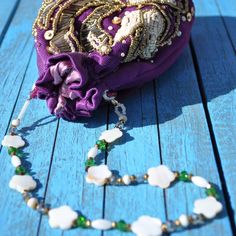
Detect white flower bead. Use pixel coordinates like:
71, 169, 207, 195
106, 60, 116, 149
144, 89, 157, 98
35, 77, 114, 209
147, 165, 175, 189
11, 155, 21, 167
86, 165, 112, 186
131, 215, 162, 236
191, 176, 210, 188
91, 219, 112, 230
122, 175, 131, 185
88, 146, 98, 158
193, 197, 223, 219
9, 175, 37, 193
48, 205, 78, 230
2, 135, 25, 148
179, 214, 189, 227
99, 128, 123, 143
27, 198, 38, 209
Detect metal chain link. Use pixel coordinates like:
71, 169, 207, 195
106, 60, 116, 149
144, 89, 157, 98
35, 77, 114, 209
103, 90, 128, 130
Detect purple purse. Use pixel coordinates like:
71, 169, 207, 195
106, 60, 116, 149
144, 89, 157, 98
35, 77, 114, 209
32, 0, 195, 121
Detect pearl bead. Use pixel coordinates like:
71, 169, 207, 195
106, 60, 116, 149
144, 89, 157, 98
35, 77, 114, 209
87, 146, 98, 158
108, 26, 113, 31
27, 198, 39, 209
121, 53, 125, 57
122, 39, 126, 44
11, 119, 20, 127
177, 31, 182, 37
112, 16, 121, 24
187, 12, 192, 22
191, 176, 210, 188
179, 214, 189, 227
91, 219, 112, 230
11, 155, 21, 167
122, 175, 131, 185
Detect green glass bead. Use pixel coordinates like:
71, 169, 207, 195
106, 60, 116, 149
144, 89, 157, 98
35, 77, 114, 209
8, 147, 18, 156
8, 147, 23, 157
75, 216, 88, 228
116, 220, 130, 232
206, 187, 218, 198
96, 140, 107, 151
85, 159, 96, 168
178, 171, 190, 182
15, 166, 27, 175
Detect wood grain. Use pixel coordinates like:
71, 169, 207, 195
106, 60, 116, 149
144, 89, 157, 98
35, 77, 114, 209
0, 51, 59, 235
0, 0, 235, 235
0, 1, 19, 44
155, 46, 232, 236
192, 0, 236, 227
215, 0, 236, 52
104, 84, 166, 236
38, 107, 108, 236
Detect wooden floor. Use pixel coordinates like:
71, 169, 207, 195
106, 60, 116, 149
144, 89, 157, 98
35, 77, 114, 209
0, 0, 235, 235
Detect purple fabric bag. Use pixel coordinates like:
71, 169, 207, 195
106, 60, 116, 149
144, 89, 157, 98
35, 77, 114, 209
33, 0, 195, 121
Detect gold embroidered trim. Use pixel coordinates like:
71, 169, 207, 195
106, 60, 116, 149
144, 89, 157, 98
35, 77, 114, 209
32, 0, 193, 60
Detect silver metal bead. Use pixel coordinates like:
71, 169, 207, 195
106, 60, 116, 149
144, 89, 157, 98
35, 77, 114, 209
166, 220, 177, 232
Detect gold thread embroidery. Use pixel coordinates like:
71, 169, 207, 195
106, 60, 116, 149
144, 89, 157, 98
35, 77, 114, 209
32, 0, 193, 60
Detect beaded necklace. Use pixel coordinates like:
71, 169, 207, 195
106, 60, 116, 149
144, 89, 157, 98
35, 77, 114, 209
2, 89, 223, 236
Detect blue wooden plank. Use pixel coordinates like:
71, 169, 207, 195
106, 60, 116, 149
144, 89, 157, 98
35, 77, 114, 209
38, 109, 108, 236
0, 1, 19, 44
0, 1, 235, 236
104, 84, 166, 236
192, 0, 236, 227
0, 0, 41, 144
215, 0, 236, 52
0, 0, 52, 234
0, 50, 58, 235
155, 46, 232, 236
